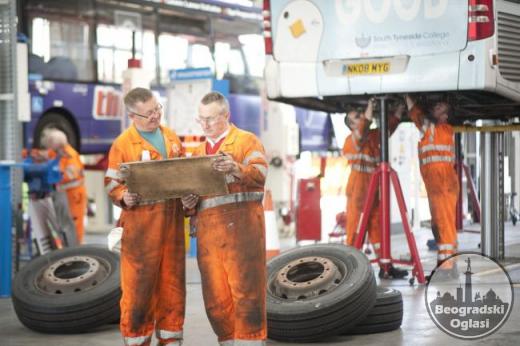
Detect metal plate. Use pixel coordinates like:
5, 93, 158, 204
120, 155, 228, 201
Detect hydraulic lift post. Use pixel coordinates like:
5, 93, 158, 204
353, 96, 425, 285
455, 133, 464, 231
481, 130, 505, 260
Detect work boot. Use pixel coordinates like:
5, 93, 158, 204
378, 265, 409, 279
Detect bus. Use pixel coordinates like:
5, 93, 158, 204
19, 0, 269, 154
263, 0, 520, 120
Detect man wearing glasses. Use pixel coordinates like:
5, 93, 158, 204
104, 87, 186, 346
181, 91, 268, 345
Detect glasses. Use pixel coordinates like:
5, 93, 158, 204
195, 114, 223, 125
128, 103, 163, 119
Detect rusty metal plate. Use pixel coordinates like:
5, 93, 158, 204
120, 155, 228, 201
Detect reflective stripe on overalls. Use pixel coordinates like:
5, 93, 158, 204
57, 178, 84, 191
344, 153, 379, 173
198, 192, 264, 212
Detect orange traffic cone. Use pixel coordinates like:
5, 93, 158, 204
264, 189, 280, 260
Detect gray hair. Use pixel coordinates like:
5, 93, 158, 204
124, 87, 154, 110
200, 91, 229, 115
41, 128, 68, 149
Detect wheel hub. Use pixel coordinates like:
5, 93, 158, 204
272, 256, 343, 300
37, 255, 110, 294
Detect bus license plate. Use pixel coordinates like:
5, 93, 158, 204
345, 62, 391, 75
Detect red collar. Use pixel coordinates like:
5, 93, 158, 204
206, 136, 226, 155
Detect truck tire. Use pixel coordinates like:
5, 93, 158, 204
33, 112, 80, 152
345, 287, 403, 335
12, 245, 121, 333
266, 244, 376, 342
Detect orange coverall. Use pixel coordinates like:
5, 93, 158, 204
343, 115, 400, 254
105, 124, 185, 346
56, 144, 87, 243
192, 124, 268, 344
409, 105, 459, 266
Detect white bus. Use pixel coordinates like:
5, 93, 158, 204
263, 0, 520, 118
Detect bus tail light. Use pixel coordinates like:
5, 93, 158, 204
468, 0, 495, 41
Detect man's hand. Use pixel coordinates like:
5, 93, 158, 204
364, 97, 376, 121
181, 194, 199, 210
394, 102, 406, 120
213, 152, 239, 174
122, 191, 140, 207
405, 94, 415, 111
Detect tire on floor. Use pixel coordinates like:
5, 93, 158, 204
345, 286, 403, 335
266, 243, 377, 342
12, 245, 121, 333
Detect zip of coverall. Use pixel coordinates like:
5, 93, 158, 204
105, 124, 186, 346
56, 144, 87, 243
409, 106, 459, 267
192, 125, 268, 344
343, 115, 400, 256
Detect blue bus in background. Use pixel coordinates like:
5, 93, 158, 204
21, 0, 266, 154
27, 80, 123, 154
21, 0, 331, 155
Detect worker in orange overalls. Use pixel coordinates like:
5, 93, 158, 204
343, 98, 408, 279
105, 87, 185, 346
23, 147, 76, 249
181, 91, 268, 345
406, 94, 459, 278
41, 129, 87, 244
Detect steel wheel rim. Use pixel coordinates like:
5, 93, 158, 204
36, 255, 111, 295
269, 256, 345, 300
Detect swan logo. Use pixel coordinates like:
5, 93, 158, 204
425, 252, 514, 340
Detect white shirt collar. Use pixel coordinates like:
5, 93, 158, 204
207, 128, 230, 148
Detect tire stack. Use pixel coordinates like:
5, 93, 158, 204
345, 287, 403, 335
266, 244, 377, 342
266, 244, 403, 343
12, 245, 121, 333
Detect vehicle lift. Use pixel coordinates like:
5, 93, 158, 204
455, 133, 481, 230
353, 96, 426, 285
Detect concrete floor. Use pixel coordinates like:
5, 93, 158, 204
2, 223, 520, 345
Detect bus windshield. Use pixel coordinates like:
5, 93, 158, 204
25, 0, 264, 86
21, 0, 264, 154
